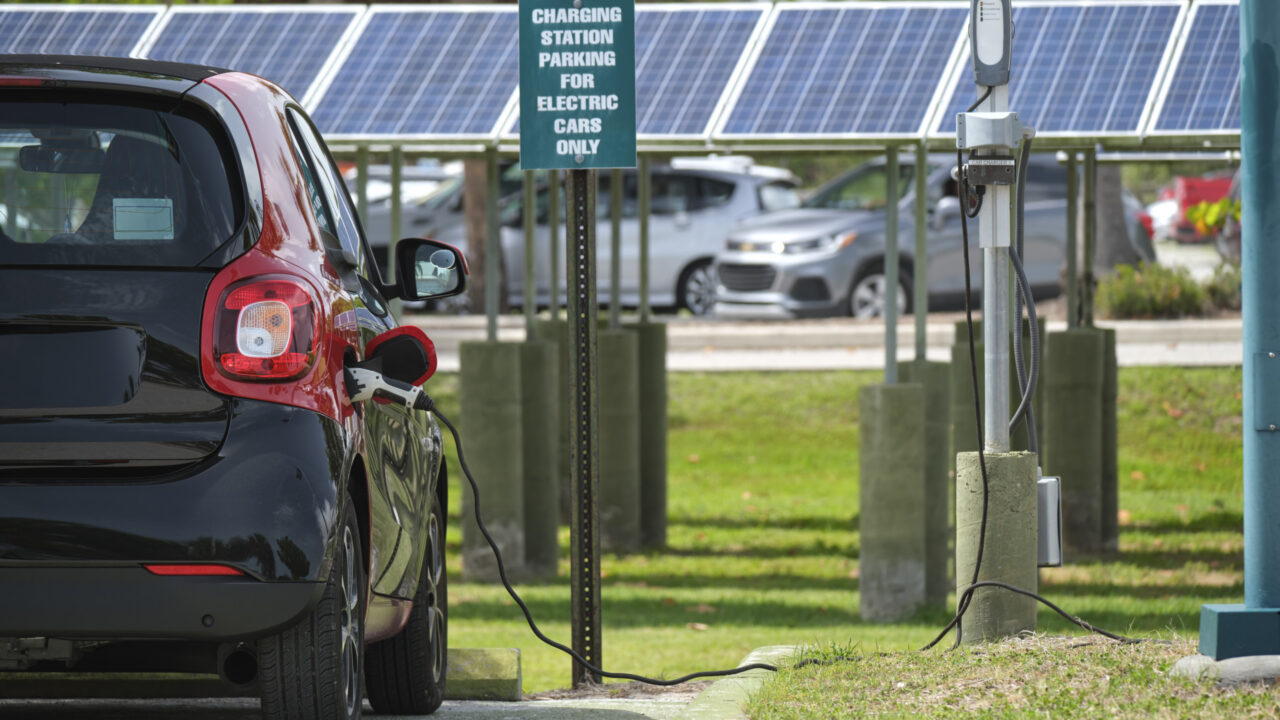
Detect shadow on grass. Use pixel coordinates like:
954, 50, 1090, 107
448, 595, 864, 628
669, 515, 858, 533
1040, 581, 1243, 600
1130, 511, 1243, 534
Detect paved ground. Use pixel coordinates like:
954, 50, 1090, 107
1155, 238, 1224, 282
411, 314, 1243, 371
0, 697, 690, 720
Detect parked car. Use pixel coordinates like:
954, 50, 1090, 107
456, 157, 799, 315
0, 56, 464, 720
341, 161, 462, 267
1215, 170, 1242, 264
714, 154, 1154, 318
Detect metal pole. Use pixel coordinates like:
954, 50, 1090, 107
1240, 0, 1280, 613
980, 85, 1012, 453
389, 146, 403, 318
524, 170, 537, 337
913, 143, 928, 361
566, 168, 602, 687
884, 145, 900, 384
549, 170, 561, 322
485, 148, 500, 343
609, 168, 622, 330
1081, 148, 1097, 327
356, 146, 369, 227
1065, 152, 1079, 329
639, 155, 651, 322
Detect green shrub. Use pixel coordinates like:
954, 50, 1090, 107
1205, 262, 1243, 311
1096, 262, 1206, 319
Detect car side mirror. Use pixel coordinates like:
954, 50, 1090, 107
365, 326, 436, 387
933, 197, 962, 231
391, 238, 469, 301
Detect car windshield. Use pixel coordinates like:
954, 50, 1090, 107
759, 181, 800, 212
803, 164, 914, 211
0, 97, 242, 267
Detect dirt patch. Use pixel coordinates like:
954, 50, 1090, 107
526, 679, 713, 703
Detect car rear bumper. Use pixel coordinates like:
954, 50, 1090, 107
0, 566, 322, 640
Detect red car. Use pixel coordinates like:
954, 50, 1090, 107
0, 56, 464, 720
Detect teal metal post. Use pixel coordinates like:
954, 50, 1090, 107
884, 145, 899, 384
913, 144, 928, 360
639, 156, 651, 322
609, 168, 622, 329
485, 148, 500, 342
549, 170, 561, 321
1200, 0, 1280, 660
524, 170, 537, 336
389, 146, 403, 318
1065, 152, 1078, 329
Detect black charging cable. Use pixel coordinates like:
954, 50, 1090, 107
415, 398, 778, 685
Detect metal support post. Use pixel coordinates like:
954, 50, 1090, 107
549, 170, 561, 321
1082, 148, 1097, 327
979, 85, 1012, 454
485, 148, 501, 343
1198, 0, 1280, 660
1065, 152, 1079, 329
524, 170, 537, 337
566, 169, 602, 687
914, 144, 929, 361
609, 168, 622, 329
638, 156, 652, 322
355, 146, 369, 227
389, 146, 404, 318
884, 145, 900, 384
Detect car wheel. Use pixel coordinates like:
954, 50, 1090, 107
259, 493, 365, 720
365, 483, 448, 715
677, 260, 716, 316
848, 262, 911, 319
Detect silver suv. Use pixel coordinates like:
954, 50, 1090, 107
713, 154, 1071, 318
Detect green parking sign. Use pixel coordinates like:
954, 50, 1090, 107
518, 0, 636, 170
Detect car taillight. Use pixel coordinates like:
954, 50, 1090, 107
143, 564, 246, 577
214, 276, 318, 381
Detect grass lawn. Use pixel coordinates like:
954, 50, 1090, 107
424, 366, 1256, 705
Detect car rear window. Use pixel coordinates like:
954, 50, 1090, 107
0, 97, 243, 267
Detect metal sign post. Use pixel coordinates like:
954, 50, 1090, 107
519, 0, 636, 686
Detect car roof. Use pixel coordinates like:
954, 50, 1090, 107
0, 55, 231, 89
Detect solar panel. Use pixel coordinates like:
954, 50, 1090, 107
508, 4, 768, 140
0, 6, 161, 56
1149, 0, 1239, 135
140, 7, 362, 104
716, 2, 967, 139
931, 1, 1185, 139
310, 7, 520, 139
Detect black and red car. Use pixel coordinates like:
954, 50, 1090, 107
0, 56, 463, 719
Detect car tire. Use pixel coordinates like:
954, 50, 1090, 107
259, 493, 366, 720
365, 481, 448, 715
677, 260, 716, 316
848, 261, 912, 319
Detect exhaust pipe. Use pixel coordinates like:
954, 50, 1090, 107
217, 644, 258, 690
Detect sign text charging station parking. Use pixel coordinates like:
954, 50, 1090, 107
519, 0, 636, 687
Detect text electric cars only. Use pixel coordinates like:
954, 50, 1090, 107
0, 56, 465, 720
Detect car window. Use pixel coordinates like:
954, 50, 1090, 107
0, 97, 243, 267
805, 164, 915, 211
759, 181, 801, 212
286, 122, 337, 239
689, 177, 734, 211
287, 108, 368, 275
596, 172, 638, 218
650, 174, 690, 215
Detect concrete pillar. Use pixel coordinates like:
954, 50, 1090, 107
955, 450, 1038, 644
1042, 328, 1105, 555
459, 342, 525, 581
899, 359, 951, 606
521, 340, 560, 577
859, 383, 928, 622
628, 321, 668, 549
1100, 327, 1119, 552
533, 317, 571, 523
597, 328, 641, 552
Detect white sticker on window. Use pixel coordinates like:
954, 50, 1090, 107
112, 198, 174, 240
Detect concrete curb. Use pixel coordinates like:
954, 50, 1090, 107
445, 647, 523, 701
673, 645, 795, 720
1171, 653, 1280, 686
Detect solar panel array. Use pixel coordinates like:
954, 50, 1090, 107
0, 2, 1243, 146
933, 2, 1184, 137
719, 4, 967, 138
1152, 1, 1240, 134
311, 9, 520, 138
143, 9, 361, 103
0, 7, 160, 56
